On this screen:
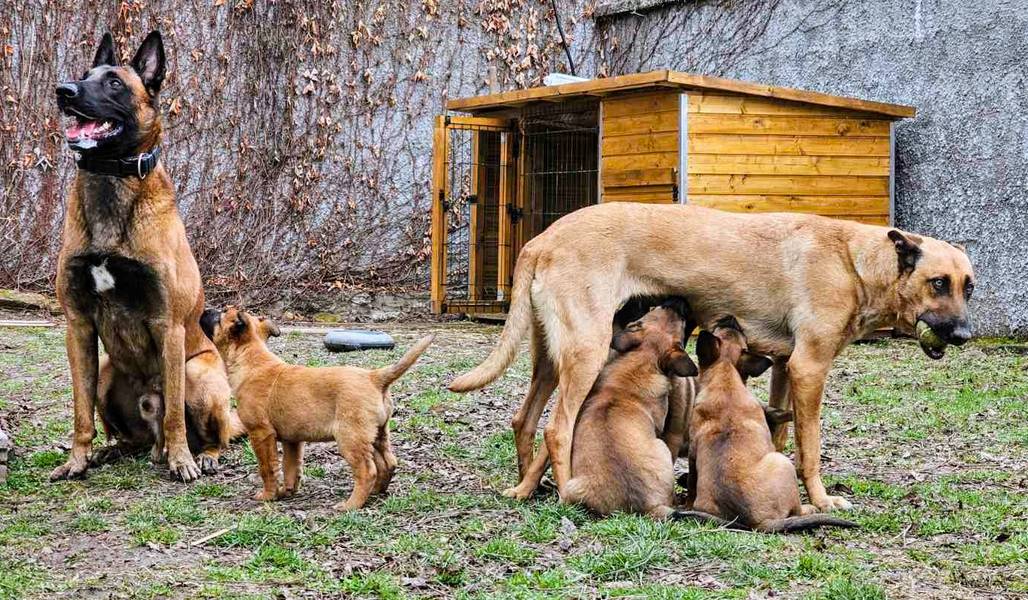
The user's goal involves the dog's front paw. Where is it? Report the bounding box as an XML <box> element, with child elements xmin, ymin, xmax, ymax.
<box><xmin>814</xmin><ymin>495</ymin><xmax>853</xmax><ymax>512</ymax></box>
<box><xmin>197</xmin><ymin>454</ymin><xmax>219</xmax><ymax>474</ymax></box>
<box><xmin>502</xmin><ymin>484</ymin><xmax>535</xmax><ymax>501</ymax></box>
<box><xmin>253</xmin><ymin>489</ymin><xmax>280</xmax><ymax>502</ymax></box>
<box><xmin>50</xmin><ymin>456</ymin><xmax>89</xmax><ymax>481</ymax></box>
<box><xmin>168</xmin><ymin>450</ymin><xmax>201</xmax><ymax>482</ymax></box>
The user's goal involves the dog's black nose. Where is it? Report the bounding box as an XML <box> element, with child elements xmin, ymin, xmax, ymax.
<box><xmin>55</xmin><ymin>83</ymin><xmax>79</xmax><ymax>99</ymax></box>
<box><xmin>947</xmin><ymin>324</ymin><xmax>971</xmax><ymax>346</ymax></box>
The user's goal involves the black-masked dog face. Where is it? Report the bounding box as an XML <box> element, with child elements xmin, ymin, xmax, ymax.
<box><xmin>200</xmin><ymin>306</ymin><xmax>272</xmax><ymax>367</ymax></box>
<box><xmin>888</xmin><ymin>230</ymin><xmax>976</xmax><ymax>359</ymax></box>
<box><xmin>55</xmin><ymin>31</ymin><xmax>165</xmax><ymax>158</ymax></box>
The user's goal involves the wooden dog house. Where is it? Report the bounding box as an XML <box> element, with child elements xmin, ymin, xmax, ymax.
<box><xmin>430</xmin><ymin>70</ymin><xmax>915</xmax><ymax>315</ymax></box>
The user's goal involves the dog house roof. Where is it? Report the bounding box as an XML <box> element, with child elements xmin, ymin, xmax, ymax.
<box><xmin>447</xmin><ymin>70</ymin><xmax>916</xmax><ymax>119</ymax></box>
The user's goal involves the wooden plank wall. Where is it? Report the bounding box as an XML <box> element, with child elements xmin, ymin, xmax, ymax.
<box><xmin>600</xmin><ymin>91</ymin><xmax>680</xmax><ymax>203</ymax></box>
<box><xmin>686</xmin><ymin>93</ymin><xmax>891</xmax><ymax>225</ymax></box>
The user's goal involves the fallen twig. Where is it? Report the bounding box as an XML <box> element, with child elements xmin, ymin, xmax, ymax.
<box><xmin>190</xmin><ymin>524</ymin><xmax>238</xmax><ymax>547</ymax></box>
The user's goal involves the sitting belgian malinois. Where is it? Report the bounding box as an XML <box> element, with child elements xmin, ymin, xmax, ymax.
<box><xmin>201</xmin><ymin>307</ymin><xmax>433</xmax><ymax>510</ymax></box>
<box><xmin>678</xmin><ymin>319</ymin><xmax>857</xmax><ymax>532</ymax></box>
<box><xmin>50</xmin><ymin>32</ymin><xmax>237</xmax><ymax>482</ymax></box>
<box><xmin>561</xmin><ymin>300</ymin><xmax>697</xmax><ymax>518</ymax></box>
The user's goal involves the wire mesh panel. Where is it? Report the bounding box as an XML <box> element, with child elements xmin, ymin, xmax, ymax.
<box><xmin>442</xmin><ymin>124</ymin><xmax>506</xmax><ymax>307</ymax></box>
<box><xmin>519</xmin><ymin>103</ymin><xmax>599</xmax><ymax>242</ymax></box>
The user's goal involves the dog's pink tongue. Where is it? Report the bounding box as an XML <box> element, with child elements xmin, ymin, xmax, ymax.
<box><xmin>66</xmin><ymin>121</ymin><xmax>99</xmax><ymax>139</ymax></box>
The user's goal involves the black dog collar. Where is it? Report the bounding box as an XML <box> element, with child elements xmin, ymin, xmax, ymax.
<box><xmin>76</xmin><ymin>147</ymin><xmax>161</xmax><ymax>179</ymax></box>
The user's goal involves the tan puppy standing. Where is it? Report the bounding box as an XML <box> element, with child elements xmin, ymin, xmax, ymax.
<box><xmin>678</xmin><ymin>319</ymin><xmax>857</xmax><ymax>532</ymax></box>
<box><xmin>202</xmin><ymin>307</ymin><xmax>433</xmax><ymax>510</ymax></box>
<box><xmin>450</xmin><ymin>204</ymin><xmax>975</xmax><ymax>511</ymax></box>
<box><xmin>562</xmin><ymin>302</ymin><xmax>696</xmax><ymax>518</ymax></box>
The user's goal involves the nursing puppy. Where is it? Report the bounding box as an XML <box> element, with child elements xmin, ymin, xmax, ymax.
<box><xmin>680</xmin><ymin>319</ymin><xmax>857</xmax><ymax>532</ymax></box>
<box><xmin>202</xmin><ymin>306</ymin><xmax>433</xmax><ymax>510</ymax></box>
<box><xmin>95</xmin><ymin>315</ymin><xmax>280</xmax><ymax>465</ymax></box>
<box><xmin>562</xmin><ymin>302</ymin><xmax>697</xmax><ymax>518</ymax></box>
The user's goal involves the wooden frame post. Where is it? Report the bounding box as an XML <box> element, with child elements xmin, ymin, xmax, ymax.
<box><xmin>497</xmin><ymin>131</ymin><xmax>516</xmax><ymax>303</ymax></box>
<box><xmin>430</xmin><ymin>115</ymin><xmax>447</xmax><ymax>313</ymax></box>
<box><xmin>468</xmin><ymin>131</ymin><xmax>482</xmax><ymax>301</ymax></box>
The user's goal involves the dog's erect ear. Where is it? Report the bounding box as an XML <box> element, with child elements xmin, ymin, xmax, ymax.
<box><xmin>258</xmin><ymin>317</ymin><xmax>281</xmax><ymax>339</ymax></box>
<box><xmin>666</xmin><ymin>348</ymin><xmax>698</xmax><ymax>377</ymax></box>
<box><xmin>762</xmin><ymin>405</ymin><xmax>793</xmax><ymax>426</ymax></box>
<box><xmin>92</xmin><ymin>32</ymin><xmax>118</xmax><ymax>68</ymax></box>
<box><xmin>888</xmin><ymin>230</ymin><xmax>923</xmax><ymax>274</ymax></box>
<box><xmin>737</xmin><ymin>352</ymin><xmax>773</xmax><ymax>379</ymax></box>
<box><xmin>696</xmin><ymin>330</ymin><xmax>720</xmax><ymax>369</ymax></box>
<box><xmin>611</xmin><ymin>322</ymin><xmax>643</xmax><ymax>353</ymax></box>
<box><xmin>130</xmin><ymin>31</ymin><xmax>166</xmax><ymax>95</ymax></box>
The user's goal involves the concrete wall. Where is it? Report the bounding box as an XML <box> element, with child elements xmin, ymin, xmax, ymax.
<box><xmin>590</xmin><ymin>0</ymin><xmax>1028</xmax><ymax>336</ymax></box>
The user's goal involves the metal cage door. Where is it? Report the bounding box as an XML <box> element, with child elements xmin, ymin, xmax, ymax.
<box><xmin>430</xmin><ymin>116</ymin><xmax>516</xmax><ymax>314</ymax></box>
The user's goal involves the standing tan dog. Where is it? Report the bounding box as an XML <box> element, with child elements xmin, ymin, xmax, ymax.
<box><xmin>201</xmin><ymin>307</ymin><xmax>433</xmax><ymax>510</ymax></box>
<box><xmin>562</xmin><ymin>302</ymin><xmax>696</xmax><ymax>518</ymax></box>
<box><xmin>51</xmin><ymin>32</ymin><xmax>236</xmax><ymax>482</ymax></box>
<box><xmin>679</xmin><ymin>319</ymin><xmax>857</xmax><ymax>532</ymax></box>
<box><xmin>450</xmin><ymin>203</ymin><xmax>975</xmax><ymax>511</ymax></box>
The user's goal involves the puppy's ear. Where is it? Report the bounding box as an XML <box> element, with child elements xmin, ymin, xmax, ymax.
<box><xmin>611</xmin><ymin>322</ymin><xmax>643</xmax><ymax>353</ymax></box>
<box><xmin>714</xmin><ymin>315</ymin><xmax>742</xmax><ymax>332</ymax></box>
<box><xmin>696</xmin><ymin>330</ymin><xmax>720</xmax><ymax>369</ymax></box>
<box><xmin>737</xmin><ymin>352</ymin><xmax>773</xmax><ymax>379</ymax></box>
<box><xmin>230</xmin><ymin>312</ymin><xmax>248</xmax><ymax>338</ymax></box>
<box><xmin>888</xmin><ymin>230</ymin><xmax>923</xmax><ymax>274</ymax></box>
<box><xmin>762</xmin><ymin>405</ymin><xmax>793</xmax><ymax>426</ymax></box>
<box><xmin>92</xmin><ymin>33</ymin><xmax>118</xmax><ymax>68</ymax></box>
<box><xmin>258</xmin><ymin>317</ymin><xmax>281</xmax><ymax>339</ymax></box>
<box><xmin>660</xmin><ymin>297</ymin><xmax>690</xmax><ymax>319</ymax></box>
<box><xmin>130</xmin><ymin>31</ymin><xmax>166</xmax><ymax>95</ymax></box>
<box><xmin>666</xmin><ymin>348</ymin><xmax>698</xmax><ymax>377</ymax></box>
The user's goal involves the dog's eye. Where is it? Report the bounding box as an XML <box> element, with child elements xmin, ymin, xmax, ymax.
<box><xmin>107</xmin><ymin>77</ymin><xmax>122</xmax><ymax>89</ymax></box>
<box><xmin>929</xmin><ymin>277</ymin><xmax>949</xmax><ymax>294</ymax></box>
<box><xmin>964</xmin><ymin>281</ymin><xmax>975</xmax><ymax>299</ymax></box>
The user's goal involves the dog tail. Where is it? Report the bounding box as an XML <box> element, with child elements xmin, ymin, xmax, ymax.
<box><xmin>757</xmin><ymin>514</ymin><xmax>859</xmax><ymax>534</ymax></box>
<box><xmin>670</xmin><ymin>510</ymin><xmax>747</xmax><ymax>529</ymax></box>
<box><xmin>448</xmin><ymin>250</ymin><xmax>538</xmax><ymax>392</ymax></box>
<box><xmin>374</xmin><ymin>334</ymin><xmax>435</xmax><ymax>390</ymax></box>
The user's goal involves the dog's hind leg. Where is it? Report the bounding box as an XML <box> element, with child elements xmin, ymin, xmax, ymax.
<box><xmin>282</xmin><ymin>441</ymin><xmax>305</xmax><ymax>497</ymax></box>
<box><xmin>547</xmin><ymin>345</ymin><xmax>610</xmax><ymax>495</ymax></box>
<box><xmin>371</xmin><ymin>424</ymin><xmax>397</xmax><ymax>495</ymax></box>
<box><xmin>503</xmin><ymin>436</ymin><xmax>550</xmax><ymax>500</ymax></box>
<box><xmin>335</xmin><ymin>426</ymin><xmax>378</xmax><ymax>511</ymax></box>
<box><xmin>769</xmin><ymin>358</ymin><xmax>791</xmax><ymax>452</ymax></box>
<box><xmin>511</xmin><ymin>324</ymin><xmax>558</xmax><ymax>479</ymax></box>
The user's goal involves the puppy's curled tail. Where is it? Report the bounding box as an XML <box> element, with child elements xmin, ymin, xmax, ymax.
<box><xmin>756</xmin><ymin>514</ymin><xmax>859</xmax><ymax>534</ymax></box>
<box><xmin>373</xmin><ymin>334</ymin><xmax>435</xmax><ymax>391</ymax></box>
<box><xmin>448</xmin><ymin>250</ymin><xmax>538</xmax><ymax>392</ymax></box>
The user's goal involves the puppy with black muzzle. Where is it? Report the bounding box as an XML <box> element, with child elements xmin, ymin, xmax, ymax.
<box><xmin>677</xmin><ymin>318</ymin><xmax>858</xmax><ymax>532</ymax></box>
<box><xmin>202</xmin><ymin>307</ymin><xmax>432</xmax><ymax>510</ymax></box>
<box><xmin>561</xmin><ymin>301</ymin><xmax>698</xmax><ymax>518</ymax></box>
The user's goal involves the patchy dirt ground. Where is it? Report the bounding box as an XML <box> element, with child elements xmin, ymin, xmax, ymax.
<box><xmin>0</xmin><ymin>321</ymin><xmax>1025</xmax><ymax>599</ymax></box>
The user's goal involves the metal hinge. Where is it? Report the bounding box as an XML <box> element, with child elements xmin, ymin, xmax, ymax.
<box><xmin>439</xmin><ymin>189</ymin><xmax>449</xmax><ymax>211</ymax></box>
<box><xmin>672</xmin><ymin>183</ymin><xmax>679</xmax><ymax>203</ymax></box>
<box><xmin>507</xmin><ymin>205</ymin><xmax>523</xmax><ymax>223</ymax></box>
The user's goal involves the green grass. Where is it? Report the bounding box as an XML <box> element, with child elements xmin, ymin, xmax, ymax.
<box><xmin>0</xmin><ymin>324</ymin><xmax>1025</xmax><ymax>598</ymax></box>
